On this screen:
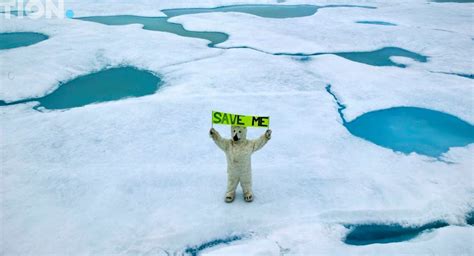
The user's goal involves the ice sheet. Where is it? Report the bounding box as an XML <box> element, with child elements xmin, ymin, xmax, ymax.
<box><xmin>1</xmin><ymin>1</ymin><xmax>473</xmax><ymax>255</ymax></box>
<box><xmin>171</xmin><ymin>2</ymin><xmax>473</xmax><ymax>73</ymax></box>
<box><xmin>0</xmin><ymin>16</ymin><xmax>222</xmax><ymax>102</ymax></box>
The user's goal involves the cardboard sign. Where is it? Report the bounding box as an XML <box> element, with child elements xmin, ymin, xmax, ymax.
<box><xmin>212</xmin><ymin>111</ymin><xmax>269</xmax><ymax>128</ymax></box>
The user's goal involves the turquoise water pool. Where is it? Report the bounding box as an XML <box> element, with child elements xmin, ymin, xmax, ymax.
<box><xmin>467</xmin><ymin>211</ymin><xmax>474</xmax><ymax>225</ymax></box>
<box><xmin>326</xmin><ymin>85</ymin><xmax>474</xmax><ymax>158</ymax></box>
<box><xmin>0</xmin><ymin>67</ymin><xmax>162</xmax><ymax>110</ymax></box>
<box><xmin>0</xmin><ymin>32</ymin><xmax>48</xmax><ymax>50</ymax></box>
<box><xmin>77</xmin><ymin>4</ymin><xmax>374</xmax><ymax>47</ymax></box>
<box><xmin>161</xmin><ymin>4</ymin><xmax>320</xmax><ymax>18</ymax></box>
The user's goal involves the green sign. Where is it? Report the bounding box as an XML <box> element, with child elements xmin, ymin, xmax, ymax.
<box><xmin>212</xmin><ymin>111</ymin><xmax>270</xmax><ymax>128</ymax></box>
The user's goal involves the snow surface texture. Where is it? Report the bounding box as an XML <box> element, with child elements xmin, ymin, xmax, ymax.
<box><xmin>1</xmin><ymin>0</ymin><xmax>473</xmax><ymax>255</ymax></box>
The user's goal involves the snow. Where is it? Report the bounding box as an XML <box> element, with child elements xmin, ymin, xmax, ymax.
<box><xmin>1</xmin><ymin>0</ymin><xmax>473</xmax><ymax>255</ymax></box>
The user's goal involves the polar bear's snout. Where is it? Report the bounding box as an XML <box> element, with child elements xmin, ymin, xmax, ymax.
<box><xmin>231</xmin><ymin>126</ymin><xmax>247</xmax><ymax>142</ymax></box>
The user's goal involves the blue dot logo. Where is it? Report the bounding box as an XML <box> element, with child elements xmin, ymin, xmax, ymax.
<box><xmin>65</xmin><ymin>9</ymin><xmax>74</xmax><ymax>19</ymax></box>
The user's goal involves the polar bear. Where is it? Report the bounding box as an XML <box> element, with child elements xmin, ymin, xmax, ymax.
<box><xmin>210</xmin><ymin>126</ymin><xmax>272</xmax><ymax>203</ymax></box>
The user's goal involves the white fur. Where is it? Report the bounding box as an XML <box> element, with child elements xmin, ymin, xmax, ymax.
<box><xmin>210</xmin><ymin>126</ymin><xmax>271</xmax><ymax>201</ymax></box>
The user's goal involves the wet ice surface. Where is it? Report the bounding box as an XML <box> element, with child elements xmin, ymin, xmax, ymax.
<box><xmin>1</xmin><ymin>0</ymin><xmax>474</xmax><ymax>255</ymax></box>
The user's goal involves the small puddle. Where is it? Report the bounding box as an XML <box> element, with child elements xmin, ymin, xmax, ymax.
<box><xmin>184</xmin><ymin>235</ymin><xmax>242</xmax><ymax>256</ymax></box>
<box><xmin>0</xmin><ymin>67</ymin><xmax>162</xmax><ymax>110</ymax></box>
<box><xmin>0</xmin><ymin>32</ymin><xmax>48</xmax><ymax>50</ymax></box>
<box><xmin>326</xmin><ymin>85</ymin><xmax>474</xmax><ymax>158</ymax></box>
<box><xmin>344</xmin><ymin>221</ymin><xmax>449</xmax><ymax>245</ymax></box>
<box><xmin>450</xmin><ymin>73</ymin><xmax>473</xmax><ymax>79</ymax></box>
<box><xmin>334</xmin><ymin>47</ymin><xmax>427</xmax><ymax>67</ymax></box>
<box><xmin>356</xmin><ymin>21</ymin><xmax>397</xmax><ymax>26</ymax></box>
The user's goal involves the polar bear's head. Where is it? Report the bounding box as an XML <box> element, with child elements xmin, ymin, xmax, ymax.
<box><xmin>231</xmin><ymin>126</ymin><xmax>247</xmax><ymax>142</ymax></box>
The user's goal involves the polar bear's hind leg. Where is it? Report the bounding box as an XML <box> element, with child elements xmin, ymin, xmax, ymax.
<box><xmin>225</xmin><ymin>175</ymin><xmax>239</xmax><ymax>203</ymax></box>
<box><xmin>241</xmin><ymin>174</ymin><xmax>253</xmax><ymax>202</ymax></box>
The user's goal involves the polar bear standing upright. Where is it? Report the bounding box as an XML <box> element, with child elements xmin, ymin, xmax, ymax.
<box><xmin>210</xmin><ymin>126</ymin><xmax>272</xmax><ymax>203</ymax></box>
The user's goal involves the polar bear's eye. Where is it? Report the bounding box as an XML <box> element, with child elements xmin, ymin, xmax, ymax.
<box><xmin>239</xmin><ymin>131</ymin><xmax>241</xmax><ymax>133</ymax></box>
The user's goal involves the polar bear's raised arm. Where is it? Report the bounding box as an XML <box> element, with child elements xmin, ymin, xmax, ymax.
<box><xmin>252</xmin><ymin>129</ymin><xmax>271</xmax><ymax>152</ymax></box>
<box><xmin>210</xmin><ymin>128</ymin><xmax>230</xmax><ymax>151</ymax></box>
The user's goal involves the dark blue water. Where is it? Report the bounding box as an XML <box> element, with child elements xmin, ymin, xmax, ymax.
<box><xmin>0</xmin><ymin>67</ymin><xmax>162</xmax><ymax>110</ymax></box>
<box><xmin>356</xmin><ymin>21</ymin><xmax>397</xmax><ymax>26</ymax></box>
<box><xmin>0</xmin><ymin>32</ymin><xmax>48</xmax><ymax>50</ymax></box>
<box><xmin>344</xmin><ymin>221</ymin><xmax>449</xmax><ymax>245</ymax></box>
<box><xmin>326</xmin><ymin>85</ymin><xmax>474</xmax><ymax>158</ymax></box>
<box><xmin>184</xmin><ymin>235</ymin><xmax>242</xmax><ymax>256</ymax></box>
<box><xmin>467</xmin><ymin>211</ymin><xmax>474</xmax><ymax>225</ymax></box>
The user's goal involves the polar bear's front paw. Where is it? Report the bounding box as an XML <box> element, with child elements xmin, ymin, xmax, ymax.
<box><xmin>225</xmin><ymin>192</ymin><xmax>235</xmax><ymax>203</ymax></box>
<box><xmin>210</xmin><ymin>128</ymin><xmax>216</xmax><ymax>137</ymax></box>
<box><xmin>244</xmin><ymin>192</ymin><xmax>253</xmax><ymax>202</ymax></box>
<box><xmin>265</xmin><ymin>129</ymin><xmax>272</xmax><ymax>139</ymax></box>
